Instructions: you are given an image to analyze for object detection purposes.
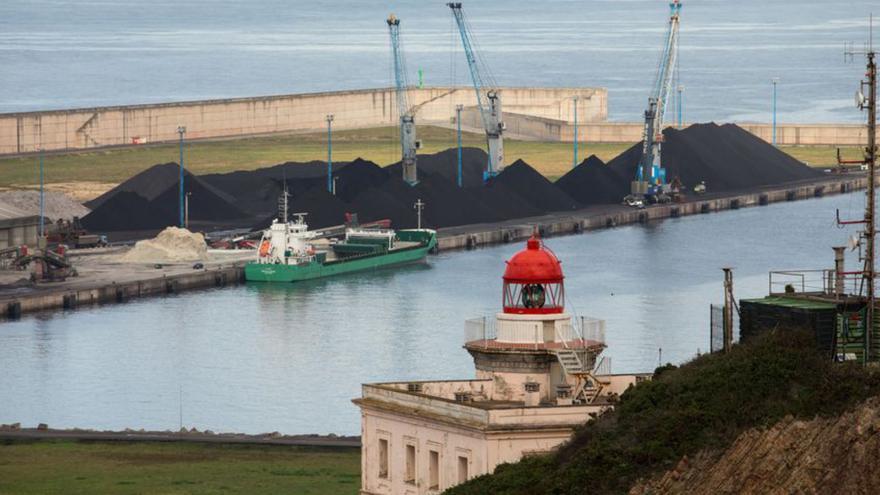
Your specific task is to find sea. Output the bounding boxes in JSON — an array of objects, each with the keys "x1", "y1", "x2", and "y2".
[{"x1": 0, "y1": 0, "x2": 876, "y2": 122}]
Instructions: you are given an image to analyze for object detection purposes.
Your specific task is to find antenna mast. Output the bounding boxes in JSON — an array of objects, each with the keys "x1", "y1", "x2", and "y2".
[{"x1": 839, "y1": 18, "x2": 877, "y2": 362}]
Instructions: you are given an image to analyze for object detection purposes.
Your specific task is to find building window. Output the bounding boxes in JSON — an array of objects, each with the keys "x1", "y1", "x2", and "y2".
[
  {"x1": 457, "y1": 455, "x2": 469, "y2": 484},
  {"x1": 405, "y1": 444, "x2": 416, "y2": 484},
  {"x1": 379, "y1": 438, "x2": 389, "y2": 479},
  {"x1": 429, "y1": 450, "x2": 440, "y2": 490}
]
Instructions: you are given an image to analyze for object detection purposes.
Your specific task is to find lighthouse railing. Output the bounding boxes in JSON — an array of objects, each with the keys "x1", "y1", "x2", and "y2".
[
  {"x1": 577, "y1": 316, "x2": 606, "y2": 345},
  {"x1": 464, "y1": 316, "x2": 497, "y2": 344}
]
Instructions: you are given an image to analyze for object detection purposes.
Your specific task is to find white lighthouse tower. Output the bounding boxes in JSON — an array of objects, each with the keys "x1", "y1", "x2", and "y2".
[
  {"x1": 464, "y1": 233, "x2": 609, "y2": 406},
  {"x1": 354, "y1": 235, "x2": 649, "y2": 495}
]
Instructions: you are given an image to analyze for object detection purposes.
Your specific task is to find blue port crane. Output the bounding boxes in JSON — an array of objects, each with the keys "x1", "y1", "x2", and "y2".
[
  {"x1": 448, "y1": 2, "x2": 505, "y2": 180},
  {"x1": 387, "y1": 14, "x2": 419, "y2": 185},
  {"x1": 628, "y1": 0, "x2": 682, "y2": 205}
]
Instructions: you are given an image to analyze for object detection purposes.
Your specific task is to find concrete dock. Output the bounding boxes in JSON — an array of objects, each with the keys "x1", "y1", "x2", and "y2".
[
  {"x1": 0, "y1": 173, "x2": 866, "y2": 321},
  {"x1": 436, "y1": 174, "x2": 866, "y2": 250}
]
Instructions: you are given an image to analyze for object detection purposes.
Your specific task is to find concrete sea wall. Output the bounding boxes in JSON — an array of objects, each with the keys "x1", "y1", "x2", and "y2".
[
  {"x1": 0, "y1": 87, "x2": 607, "y2": 155},
  {"x1": 0, "y1": 86, "x2": 865, "y2": 156}
]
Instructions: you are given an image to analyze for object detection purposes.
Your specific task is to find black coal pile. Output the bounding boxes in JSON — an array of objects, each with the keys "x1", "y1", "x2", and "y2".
[
  {"x1": 258, "y1": 186, "x2": 351, "y2": 230},
  {"x1": 331, "y1": 158, "x2": 391, "y2": 202},
  {"x1": 556, "y1": 155, "x2": 630, "y2": 205},
  {"x1": 557, "y1": 123, "x2": 823, "y2": 205},
  {"x1": 81, "y1": 191, "x2": 172, "y2": 231},
  {"x1": 83, "y1": 163, "x2": 248, "y2": 232},
  {"x1": 387, "y1": 147, "x2": 489, "y2": 188},
  {"x1": 492, "y1": 159, "x2": 580, "y2": 212},
  {"x1": 201, "y1": 160, "x2": 349, "y2": 215}
]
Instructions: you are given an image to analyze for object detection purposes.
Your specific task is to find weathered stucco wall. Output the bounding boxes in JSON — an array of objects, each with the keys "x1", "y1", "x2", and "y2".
[{"x1": 0, "y1": 86, "x2": 607, "y2": 155}]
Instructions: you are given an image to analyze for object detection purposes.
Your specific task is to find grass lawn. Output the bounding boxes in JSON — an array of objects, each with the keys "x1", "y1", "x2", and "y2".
[
  {"x1": 0, "y1": 440, "x2": 360, "y2": 495},
  {"x1": 0, "y1": 125, "x2": 857, "y2": 191}
]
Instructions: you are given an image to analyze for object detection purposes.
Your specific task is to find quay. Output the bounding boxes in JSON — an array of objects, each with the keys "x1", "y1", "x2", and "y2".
[{"x1": 0, "y1": 173, "x2": 866, "y2": 321}]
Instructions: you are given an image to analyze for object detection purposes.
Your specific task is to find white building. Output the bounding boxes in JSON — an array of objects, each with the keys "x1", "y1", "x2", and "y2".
[{"x1": 354, "y1": 235, "x2": 650, "y2": 494}]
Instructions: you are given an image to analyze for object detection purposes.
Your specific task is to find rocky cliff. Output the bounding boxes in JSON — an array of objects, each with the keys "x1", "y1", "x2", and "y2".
[{"x1": 631, "y1": 397, "x2": 880, "y2": 494}]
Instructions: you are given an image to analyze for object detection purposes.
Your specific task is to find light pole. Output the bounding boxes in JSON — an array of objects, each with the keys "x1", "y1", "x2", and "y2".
[
  {"x1": 326, "y1": 114, "x2": 334, "y2": 193},
  {"x1": 572, "y1": 96, "x2": 579, "y2": 169},
  {"x1": 185, "y1": 192, "x2": 191, "y2": 229},
  {"x1": 677, "y1": 85, "x2": 684, "y2": 128},
  {"x1": 38, "y1": 148, "x2": 44, "y2": 239},
  {"x1": 177, "y1": 126, "x2": 186, "y2": 228},
  {"x1": 771, "y1": 77, "x2": 779, "y2": 146},
  {"x1": 456, "y1": 105, "x2": 463, "y2": 188}
]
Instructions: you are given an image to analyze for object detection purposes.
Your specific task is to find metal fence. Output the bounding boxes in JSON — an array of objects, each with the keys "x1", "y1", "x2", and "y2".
[
  {"x1": 769, "y1": 269, "x2": 863, "y2": 297},
  {"x1": 709, "y1": 303, "x2": 740, "y2": 353}
]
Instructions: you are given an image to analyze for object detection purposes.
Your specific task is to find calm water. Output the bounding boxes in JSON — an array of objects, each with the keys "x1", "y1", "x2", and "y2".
[
  {"x1": 0, "y1": 193, "x2": 868, "y2": 435},
  {"x1": 0, "y1": 0, "x2": 875, "y2": 122}
]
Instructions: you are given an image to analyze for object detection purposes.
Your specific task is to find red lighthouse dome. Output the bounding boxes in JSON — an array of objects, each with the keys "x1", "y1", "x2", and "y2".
[{"x1": 502, "y1": 235, "x2": 565, "y2": 314}]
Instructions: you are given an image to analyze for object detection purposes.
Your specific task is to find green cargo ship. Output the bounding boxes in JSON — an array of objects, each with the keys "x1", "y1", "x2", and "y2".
[{"x1": 244, "y1": 214, "x2": 436, "y2": 283}]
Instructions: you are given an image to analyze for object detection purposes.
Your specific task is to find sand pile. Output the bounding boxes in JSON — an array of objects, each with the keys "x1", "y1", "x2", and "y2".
[
  {"x1": 121, "y1": 227, "x2": 207, "y2": 263},
  {"x1": 0, "y1": 190, "x2": 90, "y2": 221}
]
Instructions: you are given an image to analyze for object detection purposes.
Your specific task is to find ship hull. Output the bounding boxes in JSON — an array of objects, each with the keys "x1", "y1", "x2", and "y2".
[{"x1": 244, "y1": 230, "x2": 436, "y2": 283}]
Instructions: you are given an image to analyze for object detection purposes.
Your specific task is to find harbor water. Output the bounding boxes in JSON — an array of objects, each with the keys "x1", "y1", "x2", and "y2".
[
  {"x1": 0, "y1": 193, "x2": 867, "y2": 435},
  {"x1": 0, "y1": 0, "x2": 876, "y2": 122}
]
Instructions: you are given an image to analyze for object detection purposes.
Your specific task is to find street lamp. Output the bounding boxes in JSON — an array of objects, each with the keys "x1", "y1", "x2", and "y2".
[
  {"x1": 572, "y1": 96, "x2": 579, "y2": 169},
  {"x1": 326, "y1": 115, "x2": 334, "y2": 193},
  {"x1": 771, "y1": 77, "x2": 780, "y2": 146},
  {"x1": 177, "y1": 126, "x2": 186, "y2": 228},
  {"x1": 455, "y1": 105, "x2": 463, "y2": 188}
]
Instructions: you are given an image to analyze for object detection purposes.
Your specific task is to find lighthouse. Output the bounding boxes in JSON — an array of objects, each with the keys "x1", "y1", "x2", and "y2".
[
  {"x1": 354, "y1": 235, "x2": 650, "y2": 495},
  {"x1": 465, "y1": 233, "x2": 608, "y2": 406}
]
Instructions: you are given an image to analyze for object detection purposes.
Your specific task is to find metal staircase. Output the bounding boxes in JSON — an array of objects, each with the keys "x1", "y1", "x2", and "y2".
[
  {"x1": 554, "y1": 348, "x2": 608, "y2": 404},
  {"x1": 555, "y1": 348, "x2": 587, "y2": 374}
]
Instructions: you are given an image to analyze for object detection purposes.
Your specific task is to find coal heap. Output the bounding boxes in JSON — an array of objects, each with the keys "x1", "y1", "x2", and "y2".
[
  {"x1": 557, "y1": 123, "x2": 823, "y2": 205},
  {"x1": 83, "y1": 163, "x2": 248, "y2": 232},
  {"x1": 387, "y1": 147, "x2": 489, "y2": 188},
  {"x1": 331, "y1": 158, "x2": 391, "y2": 202},
  {"x1": 81, "y1": 191, "x2": 172, "y2": 231},
  {"x1": 492, "y1": 159, "x2": 580, "y2": 212},
  {"x1": 201, "y1": 160, "x2": 349, "y2": 215},
  {"x1": 258, "y1": 187, "x2": 351, "y2": 230},
  {"x1": 556, "y1": 155, "x2": 630, "y2": 205}
]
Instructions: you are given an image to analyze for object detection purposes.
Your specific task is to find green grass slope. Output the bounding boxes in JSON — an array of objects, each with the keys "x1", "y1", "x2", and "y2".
[
  {"x1": 0, "y1": 441, "x2": 360, "y2": 495},
  {"x1": 448, "y1": 330, "x2": 880, "y2": 495}
]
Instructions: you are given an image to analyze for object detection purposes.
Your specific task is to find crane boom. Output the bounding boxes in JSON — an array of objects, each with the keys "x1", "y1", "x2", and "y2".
[
  {"x1": 387, "y1": 14, "x2": 419, "y2": 185},
  {"x1": 631, "y1": 0, "x2": 681, "y2": 203},
  {"x1": 447, "y1": 2, "x2": 504, "y2": 179}
]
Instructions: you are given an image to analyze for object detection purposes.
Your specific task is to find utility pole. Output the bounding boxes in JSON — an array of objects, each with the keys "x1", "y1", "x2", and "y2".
[
  {"x1": 414, "y1": 199, "x2": 425, "y2": 230},
  {"x1": 326, "y1": 115, "x2": 334, "y2": 193},
  {"x1": 573, "y1": 96, "x2": 579, "y2": 169},
  {"x1": 456, "y1": 104, "x2": 463, "y2": 188},
  {"x1": 177, "y1": 126, "x2": 186, "y2": 228},
  {"x1": 862, "y1": 48, "x2": 877, "y2": 362},
  {"x1": 722, "y1": 267, "x2": 734, "y2": 353},
  {"x1": 771, "y1": 78, "x2": 779, "y2": 146},
  {"x1": 38, "y1": 148, "x2": 44, "y2": 239},
  {"x1": 184, "y1": 192, "x2": 191, "y2": 229}
]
